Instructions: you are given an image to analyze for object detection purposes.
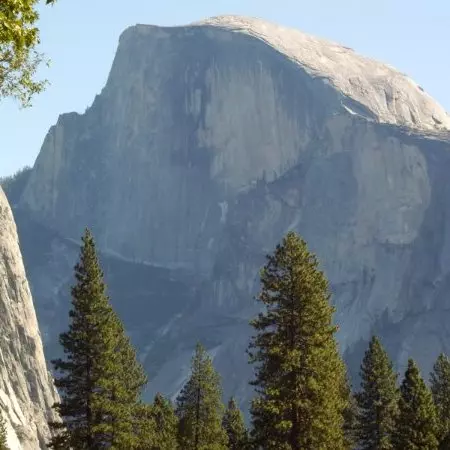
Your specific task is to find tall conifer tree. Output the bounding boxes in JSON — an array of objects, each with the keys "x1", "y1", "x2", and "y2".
[
  {"x1": 151, "y1": 393, "x2": 179, "y2": 450},
  {"x1": 176, "y1": 343, "x2": 228, "y2": 450},
  {"x1": 355, "y1": 336, "x2": 399, "y2": 450},
  {"x1": 393, "y1": 359, "x2": 439, "y2": 450},
  {"x1": 248, "y1": 231, "x2": 348, "y2": 449},
  {"x1": 430, "y1": 353, "x2": 450, "y2": 449},
  {"x1": 49, "y1": 229, "x2": 147, "y2": 449},
  {"x1": 0, "y1": 413, "x2": 8, "y2": 450},
  {"x1": 134, "y1": 403, "x2": 155, "y2": 449},
  {"x1": 222, "y1": 397, "x2": 248, "y2": 450},
  {"x1": 134, "y1": 394, "x2": 178, "y2": 450}
]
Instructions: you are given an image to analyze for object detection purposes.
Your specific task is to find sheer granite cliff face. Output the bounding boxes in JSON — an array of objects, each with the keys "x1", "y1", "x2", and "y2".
[
  {"x1": 13, "y1": 16, "x2": 450, "y2": 406},
  {"x1": 0, "y1": 188, "x2": 58, "y2": 449}
]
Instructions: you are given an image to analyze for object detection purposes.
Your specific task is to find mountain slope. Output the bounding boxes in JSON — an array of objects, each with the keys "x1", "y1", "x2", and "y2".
[
  {"x1": 196, "y1": 15, "x2": 450, "y2": 131},
  {"x1": 0, "y1": 188, "x2": 58, "y2": 449},
  {"x1": 10, "y1": 15, "x2": 450, "y2": 407}
]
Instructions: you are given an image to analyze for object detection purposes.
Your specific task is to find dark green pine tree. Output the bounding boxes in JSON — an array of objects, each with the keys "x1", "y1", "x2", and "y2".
[
  {"x1": 0, "y1": 412, "x2": 9, "y2": 450},
  {"x1": 94, "y1": 318, "x2": 148, "y2": 447},
  {"x1": 393, "y1": 359, "x2": 439, "y2": 450},
  {"x1": 222, "y1": 397, "x2": 248, "y2": 450},
  {"x1": 430, "y1": 353, "x2": 450, "y2": 449},
  {"x1": 49, "y1": 228, "x2": 147, "y2": 449},
  {"x1": 355, "y1": 336, "x2": 399, "y2": 450},
  {"x1": 134, "y1": 403, "x2": 155, "y2": 449},
  {"x1": 151, "y1": 393, "x2": 179, "y2": 450},
  {"x1": 134, "y1": 395, "x2": 178, "y2": 450},
  {"x1": 248, "y1": 231, "x2": 349, "y2": 450},
  {"x1": 176, "y1": 342, "x2": 228, "y2": 450}
]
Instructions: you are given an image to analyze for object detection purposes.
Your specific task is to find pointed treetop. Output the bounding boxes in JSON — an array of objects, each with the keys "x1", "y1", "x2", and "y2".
[
  {"x1": 393, "y1": 358, "x2": 439, "y2": 450},
  {"x1": 223, "y1": 397, "x2": 248, "y2": 450},
  {"x1": 50, "y1": 229, "x2": 147, "y2": 448},
  {"x1": 148, "y1": 393, "x2": 178, "y2": 450},
  {"x1": 176, "y1": 342, "x2": 228, "y2": 449},
  {"x1": 249, "y1": 231, "x2": 348, "y2": 449},
  {"x1": 430, "y1": 353, "x2": 450, "y2": 448},
  {"x1": 355, "y1": 335, "x2": 399, "y2": 450}
]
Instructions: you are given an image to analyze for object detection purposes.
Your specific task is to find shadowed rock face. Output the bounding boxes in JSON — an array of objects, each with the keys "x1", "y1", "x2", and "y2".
[
  {"x1": 9, "y1": 16, "x2": 450, "y2": 409},
  {"x1": 0, "y1": 188, "x2": 59, "y2": 449}
]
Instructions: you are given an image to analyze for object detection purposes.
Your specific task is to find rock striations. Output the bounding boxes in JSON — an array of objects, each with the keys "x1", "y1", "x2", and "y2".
[
  {"x1": 8, "y1": 16, "x2": 450, "y2": 408},
  {"x1": 196, "y1": 16, "x2": 450, "y2": 132},
  {"x1": 0, "y1": 188, "x2": 58, "y2": 449}
]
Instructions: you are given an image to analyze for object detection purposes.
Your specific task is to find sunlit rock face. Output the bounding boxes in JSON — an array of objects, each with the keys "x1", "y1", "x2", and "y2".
[
  {"x1": 0, "y1": 188, "x2": 59, "y2": 449},
  {"x1": 12, "y1": 15, "x2": 450, "y2": 408}
]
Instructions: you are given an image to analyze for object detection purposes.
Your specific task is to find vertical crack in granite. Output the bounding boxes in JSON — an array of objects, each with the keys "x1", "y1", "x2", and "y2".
[{"x1": 0, "y1": 188, "x2": 59, "y2": 449}]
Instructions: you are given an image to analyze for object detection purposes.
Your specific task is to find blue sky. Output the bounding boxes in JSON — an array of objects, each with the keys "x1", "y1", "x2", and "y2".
[{"x1": 1, "y1": 0, "x2": 449, "y2": 177}]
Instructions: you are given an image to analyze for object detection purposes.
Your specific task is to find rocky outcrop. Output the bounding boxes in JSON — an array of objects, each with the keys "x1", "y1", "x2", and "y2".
[
  {"x1": 11, "y1": 16, "x2": 450, "y2": 407},
  {"x1": 20, "y1": 17, "x2": 450, "y2": 270},
  {"x1": 0, "y1": 188, "x2": 58, "y2": 449}
]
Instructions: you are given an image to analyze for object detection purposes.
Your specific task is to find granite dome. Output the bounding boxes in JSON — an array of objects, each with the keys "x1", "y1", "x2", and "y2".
[
  {"x1": 12, "y1": 15, "x2": 450, "y2": 413},
  {"x1": 126, "y1": 14, "x2": 450, "y2": 131}
]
